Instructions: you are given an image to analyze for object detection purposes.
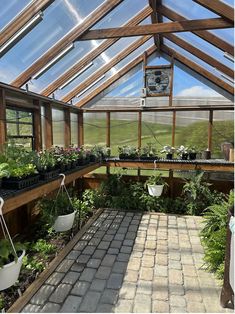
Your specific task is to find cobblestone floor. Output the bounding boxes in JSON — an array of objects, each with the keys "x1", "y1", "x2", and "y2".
[{"x1": 22, "y1": 209, "x2": 231, "y2": 313}]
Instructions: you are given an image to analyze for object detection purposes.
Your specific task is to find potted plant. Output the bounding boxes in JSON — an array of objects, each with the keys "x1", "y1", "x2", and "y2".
[
  {"x1": 0, "y1": 163, "x2": 9, "y2": 189},
  {"x1": 118, "y1": 145, "x2": 138, "y2": 160},
  {"x1": 36, "y1": 150, "x2": 59, "y2": 180},
  {"x1": 177, "y1": 145, "x2": 188, "y2": 160},
  {"x1": 3, "y1": 162, "x2": 39, "y2": 190},
  {"x1": 144, "y1": 173, "x2": 168, "y2": 197},
  {"x1": 0, "y1": 239, "x2": 25, "y2": 291},
  {"x1": 188, "y1": 146, "x2": 198, "y2": 160},
  {"x1": 161, "y1": 145, "x2": 175, "y2": 160},
  {"x1": 39, "y1": 191, "x2": 76, "y2": 232},
  {"x1": 140, "y1": 143, "x2": 158, "y2": 160}
]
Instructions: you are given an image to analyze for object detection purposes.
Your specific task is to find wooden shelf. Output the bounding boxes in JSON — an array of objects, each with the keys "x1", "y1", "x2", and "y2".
[
  {"x1": 105, "y1": 159, "x2": 234, "y2": 173},
  {"x1": 2, "y1": 163, "x2": 100, "y2": 215}
]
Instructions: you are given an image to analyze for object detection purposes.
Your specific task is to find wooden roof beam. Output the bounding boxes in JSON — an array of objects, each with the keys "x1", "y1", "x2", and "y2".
[
  {"x1": 75, "y1": 45, "x2": 157, "y2": 108},
  {"x1": 11, "y1": 0, "x2": 123, "y2": 88},
  {"x1": 0, "y1": 0, "x2": 54, "y2": 48},
  {"x1": 161, "y1": 44, "x2": 234, "y2": 95},
  {"x1": 42, "y1": 6, "x2": 152, "y2": 97},
  {"x1": 157, "y1": 5, "x2": 234, "y2": 56},
  {"x1": 164, "y1": 33, "x2": 233, "y2": 78},
  {"x1": 148, "y1": 0, "x2": 161, "y2": 51},
  {"x1": 80, "y1": 18, "x2": 232, "y2": 40},
  {"x1": 192, "y1": 0, "x2": 234, "y2": 23},
  {"x1": 62, "y1": 36, "x2": 152, "y2": 103}
]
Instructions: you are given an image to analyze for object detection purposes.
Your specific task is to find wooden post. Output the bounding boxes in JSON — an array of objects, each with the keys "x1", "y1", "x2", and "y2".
[
  {"x1": 106, "y1": 112, "x2": 110, "y2": 147},
  {"x1": 138, "y1": 111, "x2": 142, "y2": 150},
  {"x1": 208, "y1": 109, "x2": 213, "y2": 151},
  {"x1": 0, "y1": 89, "x2": 6, "y2": 151},
  {"x1": 64, "y1": 108, "x2": 71, "y2": 147},
  {"x1": 44, "y1": 102, "x2": 53, "y2": 149},
  {"x1": 78, "y1": 112, "x2": 84, "y2": 146},
  {"x1": 172, "y1": 110, "x2": 176, "y2": 147},
  {"x1": 33, "y1": 99, "x2": 42, "y2": 151},
  {"x1": 169, "y1": 57, "x2": 174, "y2": 107},
  {"x1": 106, "y1": 112, "x2": 111, "y2": 175}
]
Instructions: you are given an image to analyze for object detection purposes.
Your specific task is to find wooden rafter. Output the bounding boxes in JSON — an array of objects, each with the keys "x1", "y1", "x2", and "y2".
[
  {"x1": 161, "y1": 44, "x2": 234, "y2": 95},
  {"x1": 164, "y1": 33, "x2": 233, "y2": 78},
  {"x1": 80, "y1": 18, "x2": 232, "y2": 40},
  {"x1": 42, "y1": 6, "x2": 152, "y2": 97},
  {"x1": 62, "y1": 36, "x2": 152, "y2": 103},
  {"x1": 193, "y1": 0, "x2": 234, "y2": 23},
  {"x1": 0, "y1": 0, "x2": 54, "y2": 47},
  {"x1": 11, "y1": 0, "x2": 123, "y2": 88},
  {"x1": 157, "y1": 5, "x2": 234, "y2": 55},
  {"x1": 75, "y1": 45, "x2": 157, "y2": 108}
]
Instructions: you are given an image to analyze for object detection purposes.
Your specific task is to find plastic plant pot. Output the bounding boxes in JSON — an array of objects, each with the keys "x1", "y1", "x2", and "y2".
[
  {"x1": 53, "y1": 211, "x2": 75, "y2": 232},
  {"x1": 147, "y1": 184, "x2": 164, "y2": 197}
]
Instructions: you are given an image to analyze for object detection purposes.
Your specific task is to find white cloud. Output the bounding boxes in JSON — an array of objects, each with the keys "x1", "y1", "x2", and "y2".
[{"x1": 177, "y1": 85, "x2": 222, "y2": 97}]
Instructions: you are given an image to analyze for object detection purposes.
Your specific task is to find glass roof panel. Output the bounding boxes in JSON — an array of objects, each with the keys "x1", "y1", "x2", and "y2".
[
  {"x1": 0, "y1": 0, "x2": 105, "y2": 83},
  {"x1": 209, "y1": 28, "x2": 234, "y2": 45},
  {"x1": 164, "y1": 38, "x2": 233, "y2": 87},
  {"x1": 54, "y1": 36, "x2": 142, "y2": 99},
  {"x1": 170, "y1": 32, "x2": 233, "y2": 69},
  {"x1": 72, "y1": 37, "x2": 155, "y2": 105},
  {"x1": 26, "y1": 39, "x2": 104, "y2": 93},
  {"x1": 0, "y1": 0, "x2": 32, "y2": 31},
  {"x1": 91, "y1": 0, "x2": 149, "y2": 29},
  {"x1": 161, "y1": 0, "x2": 219, "y2": 19}
]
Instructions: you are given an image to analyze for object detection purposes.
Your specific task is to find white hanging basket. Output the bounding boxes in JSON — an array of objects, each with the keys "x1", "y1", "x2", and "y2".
[
  {"x1": 147, "y1": 184, "x2": 164, "y2": 197},
  {"x1": 53, "y1": 211, "x2": 75, "y2": 232},
  {"x1": 0, "y1": 250, "x2": 25, "y2": 291}
]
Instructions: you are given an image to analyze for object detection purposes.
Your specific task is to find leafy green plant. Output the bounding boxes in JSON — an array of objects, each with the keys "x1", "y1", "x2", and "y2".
[
  {"x1": 31, "y1": 239, "x2": 56, "y2": 256},
  {"x1": 36, "y1": 150, "x2": 57, "y2": 171},
  {"x1": 0, "y1": 239, "x2": 25, "y2": 268},
  {"x1": 8, "y1": 162, "x2": 37, "y2": 178},
  {"x1": 118, "y1": 145, "x2": 138, "y2": 158},
  {"x1": 140, "y1": 143, "x2": 157, "y2": 157},
  {"x1": 39, "y1": 192, "x2": 75, "y2": 226},
  {"x1": 0, "y1": 163, "x2": 9, "y2": 178},
  {"x1": 145, "y1": 173, "x2": 167, "y2": 186},
  {"x1": 182, "y1": 171, "x2": 224, "y2": 215},
  {"x1": 200, "y1": 190, "x2": 234, "y2": 278}
]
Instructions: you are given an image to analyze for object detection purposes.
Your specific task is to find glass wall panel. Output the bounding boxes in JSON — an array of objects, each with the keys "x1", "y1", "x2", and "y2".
[
  {"x1": 71, "y1": 112, "x2": 78, "y2": 146},
  {"x1": 142, "y1": 112, "x2": 172, "y2": 157},
  {"x1": 84, "y1": 113, "x2": 106, "y2": 147},
  {"x1": 212, "y1": 110, "x2": 234, "y2": 158},
  {"x1": 175, "y1": 110, "x2": 209, "y2": 155},
  {"x1": 110, "y1": 112, "x2": 138, "y2": 156},
  {"x1": 52, "y1": 108, "x2": 64, "y2": 147}
]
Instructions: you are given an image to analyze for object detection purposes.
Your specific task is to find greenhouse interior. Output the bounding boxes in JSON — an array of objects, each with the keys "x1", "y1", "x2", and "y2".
[{"x1": 0, "y1": 0, "x2": 234, "y2": 313}]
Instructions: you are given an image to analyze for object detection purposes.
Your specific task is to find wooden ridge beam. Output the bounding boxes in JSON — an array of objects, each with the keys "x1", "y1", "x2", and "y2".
[
  {"x1": 148, "y1": 0, "x2": 161, "y2": 51},
  {"x1": 11, "y1": 0, "x2": 123, "y2": 88},
  {"x1": 42, "y1": 6, "x2": 152, "y2": 97},
  {"x1": 161, "y1": 44, "x2": 234, "y2": 95},
  {"x1": 62, "y1": 36, "x2": 151, "y2": 103},
  {"x1": 76, "y1": 45, "x2": 157, "y2": 108},
  {"x1": 157, "y1": 5, "x2": 234, "y2": 55},
  {"x1": 0, "y1": 0, "x2": 54, "y2": 47},
  {"x1": 79, "y1": 18, "x2": 231, "y2": 40},
  {"x1": 193, "y1": 0, "x2": 234, "y2": 23},
  {"x1": 164, "y1": 33, "x2": 233, "y2": 78}
]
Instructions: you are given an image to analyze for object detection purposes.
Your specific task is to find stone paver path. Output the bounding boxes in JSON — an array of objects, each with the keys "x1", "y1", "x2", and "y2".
[{"x1": 22, "y1": 209, "x2": 231, "y2": 313}]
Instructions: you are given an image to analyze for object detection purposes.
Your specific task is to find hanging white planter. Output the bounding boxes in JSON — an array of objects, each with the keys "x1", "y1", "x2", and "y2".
[
  {"x1": 53, "y1": 211, "x2": 75, "y2": 232},
  {"x1": 0, "y1": 250, "x2": 25, "y2": 291},
  {"x1": 0, "y1": 197, "x2": 25, "y2": 291},
  {"x1": 147, "y1": 184, "x2": 164, "y2": 197}
]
